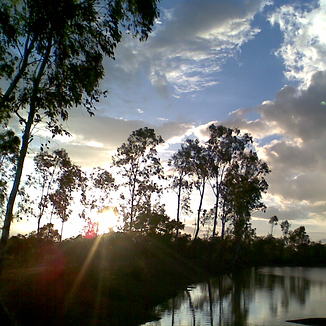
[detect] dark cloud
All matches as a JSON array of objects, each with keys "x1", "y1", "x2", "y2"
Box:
[{"x1": 222, "y1": 70, "x2": 326, "y2": 221}]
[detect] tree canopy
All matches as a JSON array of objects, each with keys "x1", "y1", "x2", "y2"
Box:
[{"x1": 0, "y1": 0, "x2": 160, "y2": 246}]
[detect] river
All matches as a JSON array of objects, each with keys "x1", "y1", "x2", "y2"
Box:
[{"x1": 142, "y1": 267, "x2": 326, "y2": 326}]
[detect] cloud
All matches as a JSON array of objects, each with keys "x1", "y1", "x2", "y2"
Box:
[
  {"x1": 269, "y1": 1, "x2": 326, "y2": 87},
  {"x1": 55, "y1": 111, "x2": 195, "y2": 165},
  {"x1": 221, "y1": 70, "x2": 326, "y2": 222},
  {"x1": 103, "y1": 0, "x2": 271, "y2": 96}
]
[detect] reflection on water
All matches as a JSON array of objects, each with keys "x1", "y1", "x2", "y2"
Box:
[{"x1": 142, "y1": 267, "x2": 326, "y2": 326}]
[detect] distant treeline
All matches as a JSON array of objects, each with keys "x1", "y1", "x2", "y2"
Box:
[{"x1": 1, "y1": 232, "x2": 325, "y2": 325}]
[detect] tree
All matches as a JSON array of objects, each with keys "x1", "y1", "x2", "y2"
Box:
[
  {"x1": 48, "y1": 153, "x2": 85, "y2": 240},
  {"x1": 207, "y1": 125, "x2": 253, "y2": 238},
  {"x1": 0, "y1": 130, "x2": 20, "y2": 214},
  {"x1": 0, "y1": 0, "x2": 159, "y2": 246},
  {"x1": 28, "y1": 223, "x2": 61, "y2": 242},
  {"x1": 168, "y1": 142, "x2": 194, "y2": 236},
  {"x1": 133, "y1": 211, "x2": 184, "y2": 236},
  {"x1": 280, "y1": 219, "x2": 290, "y2": 237},
  {"x1": 23, "y1": 149, "x2": 84, "y2": 236},
  {"x1": 182, "y1": 139, "x2": 209, "y2": 240},
  {"x1": 289, "y1": 226, "x2": 310, "y2": 248},
  {"x1": 269, "y1": 215, "x2": 278, "y2": 236},
  {"x1": 222, "y1": 150, "x2": 270, "y2": 241},
  {"x1": 80, "y1": 167, "x2": 116, "y2": 221},
  {"x1": 113, "y1": 127, "x2": 164, "y2": 230}
]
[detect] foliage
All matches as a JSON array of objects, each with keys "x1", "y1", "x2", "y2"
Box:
[
  {"x1": 289, "y1": 226, "x2": 310, "y2": 248},
  {"x1": 113, "y1": 127, "x2": 164, "y2": 230},
  {"x1": 181, "y1": 138, "x2": 210, "y2": 239},
  {"x1": 0, "y1": 0, "x2": 159, "y2": 245},
  {"x1": 269, "y1": 215, "x2": 278, "y2": 236},
  {"x1": 80, "y1": 167, "x2": 116, "y2": 220},
  {"x1": 0, "y1": 130, "x2": 20, "y2": 213},
  {"x1": 221, "y1": 149, "x2": 270, "y2": 240},
  {"x1": 168, "y1": 140, "x2": 194, "y2": 233},
  {"x1": 206, "y1": 124, "x2": 270, "y2": 240},
  {"x1": 133, "y1": 211, "x2": 184, "y2": 236}
]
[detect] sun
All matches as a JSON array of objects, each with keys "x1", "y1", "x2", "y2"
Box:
[{"x1": 95, "y1": 206, "x2": 119, "y2": 234}]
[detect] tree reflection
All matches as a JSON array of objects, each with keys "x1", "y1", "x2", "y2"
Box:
[{"x1": 146, "y1": 268, "x2": 323, "y2": 326}]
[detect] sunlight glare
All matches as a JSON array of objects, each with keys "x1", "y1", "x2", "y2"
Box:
[{"x1": 95, "y1": 206, "x2": 119, "y2": 234}]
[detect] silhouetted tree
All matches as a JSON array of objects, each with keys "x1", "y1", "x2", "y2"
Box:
[
  {"x1": 0, "y1": 0, "x2": 159, "y2": 246},
  {"x1": 80, "y1": 167, "x2": 116, "y2": 223},
  {"x1": 183, "y1": 139, "x2": 209, "y2": 239},
  {"x1": 48, "y1": 153, "x2": 85, "y2": 240},
  {"x1": 113, "y1": 127, "x2": 164, "y2": 230},
  {"x1": 280, "y1": 219, "x2": 290, "y2": 244},
  {"x1": 280, "y1": 220, "x2": 290, "y2": 236},
  {"x1": 168, "y1": 142, "x2": 194, "y2": 236},
  {"x1": 289, "y1": 226, "x2": 310, "y2": 248},
  {"x1": 222, "y1": 150, "x2": 270, "y2": 241},
  {"x1": 269, "y1": 215, "x2": 278, "y2": 236},
  {"x1": 133, "y1": 211, "x2": 184, "y2": 236},
  {"x1": 0, "y1": 130, "x2": 20, "y2": 215},
  {"x1": 207, "y1": 125, "x2": 253, "y2": 238}
]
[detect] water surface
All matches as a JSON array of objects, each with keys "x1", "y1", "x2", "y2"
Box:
[{"x1": 142, "y1": 267, "x2": 326, "y2": 326}]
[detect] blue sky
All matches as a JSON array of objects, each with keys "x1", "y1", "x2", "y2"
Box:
[{"x1": 12, "y1": 0, "x2": 326, "y2": 240}]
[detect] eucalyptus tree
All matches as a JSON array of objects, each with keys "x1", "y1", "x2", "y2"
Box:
[
  {"x1": 48, "y1": 152, "x2": 85, "y2": 240},
  {"x1": 206, "y1": 124, "x2": 253, "y2": 238},
  {"x1": 27, "y1": 149, "x2": 84, "y2": 237},
  {"x1": 181, "y1": 138, "x2": 209, "y2": 239},
  {"x1": 280, "y1": 219, "x2": 290, "y2": 245},
  {"x1": 0, "y1": 0, "x2": 159, "y2": 245},
  {"x1": 280, "y1": 219, "x2": 290, "y2": 237},
  {"x1": 0, "y1": 130, "x2": 20, "y2": 214},
  {"x1": 79, "y1": 167, "x2": 116, "y2": 229},
  {"x1": 168, "y1": 142, "x2": 194, "y2": 236},
  {"x1": 222, "y1": 150, "x2": 270, "y2": 241},
  {"x1": 269, "y1": 215, "x2": 278, "y2": 236},
  {"x1": 112, "y1": 127, "x2": 164, "y2": 231}
]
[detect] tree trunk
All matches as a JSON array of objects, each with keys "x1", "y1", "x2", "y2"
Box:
[
  {"x1": 1, "y1": 34, "x2": 36, "y2": 112},
  {"x1": 212, "y1": 178, "x2": 219, "y2": 237},
  {"x1": 194, "y1": 181, "x2": 206, "y2": 239},
  {"x1": 1, "y1": 105, "x2": 36, "y2": 246},
  {"x1": 1, "y1": 40, "x2": 52, "y2": 247},
  {"x1": 60, "y1": 220, "x2": 64, "y2": 242},
  {"x1": 176, "y1": 176, "x2": 182, "y2": 237}
]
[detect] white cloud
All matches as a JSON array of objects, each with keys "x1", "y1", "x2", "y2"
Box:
[
  {"x1": 269, "y1": 1, "x2": 326, "y2": 87},
  {"x1": 137, "y1": 108, "x2": 144, "y2": 114},
  {"x1": 104, "y1": 0, "x2": 271, "y2": 96}
]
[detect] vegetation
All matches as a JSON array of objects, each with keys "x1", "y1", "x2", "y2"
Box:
[
  {"x1": 0, "y1": 229, "x2": 325, "y2": 325},
  {"x1": 0, "y1": 0, "x2": 160, "y2": 246}
]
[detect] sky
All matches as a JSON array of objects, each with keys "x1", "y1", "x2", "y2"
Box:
[{"x1": 11, "y1": 0, "x2": 326, "y2": 241}]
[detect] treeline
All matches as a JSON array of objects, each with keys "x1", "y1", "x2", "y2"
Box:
[{"x1": 1, "y1": 125, "x2": 271, "y2": 242}]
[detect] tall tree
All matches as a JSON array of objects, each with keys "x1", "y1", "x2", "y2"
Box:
[
  {"x1": 79, "y1": 167, "x2": 116, "y2": 230},
  {"x1": 207, "y1": 125, "x2": 251, "y2": 237},
  {"x1": 24, "y1": 149, "x2": 84, "y2": 237},
  {"x1": 48, "y1": 152, "x2": 85, "y2": 240},
  {"x1": 222, "y1": 150, "x2": 270, "y2": 241},
  {"x1": 182, "y1": 139, "x2": 209, "y2": 240},
  {"x1": 113, "y1": 127, "x2": 164, "y2": 230},
  {"x1": 168, "y1": 142, "x2": 193, "y2": 236},
  {"x1": 269, "y1": 215, "x2": 278, "y2": 236},
  {"x1": 0, "y1": 0, "x2": 159, "y2": 245}
]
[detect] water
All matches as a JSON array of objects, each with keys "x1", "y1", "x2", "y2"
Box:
[{"x1": 142, "y1": 267, "x2": 326, "y2": 326}]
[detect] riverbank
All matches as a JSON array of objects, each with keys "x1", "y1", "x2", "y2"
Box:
[{"x1": 0, "y1": 232, "x2": 325, "y2": 325}]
